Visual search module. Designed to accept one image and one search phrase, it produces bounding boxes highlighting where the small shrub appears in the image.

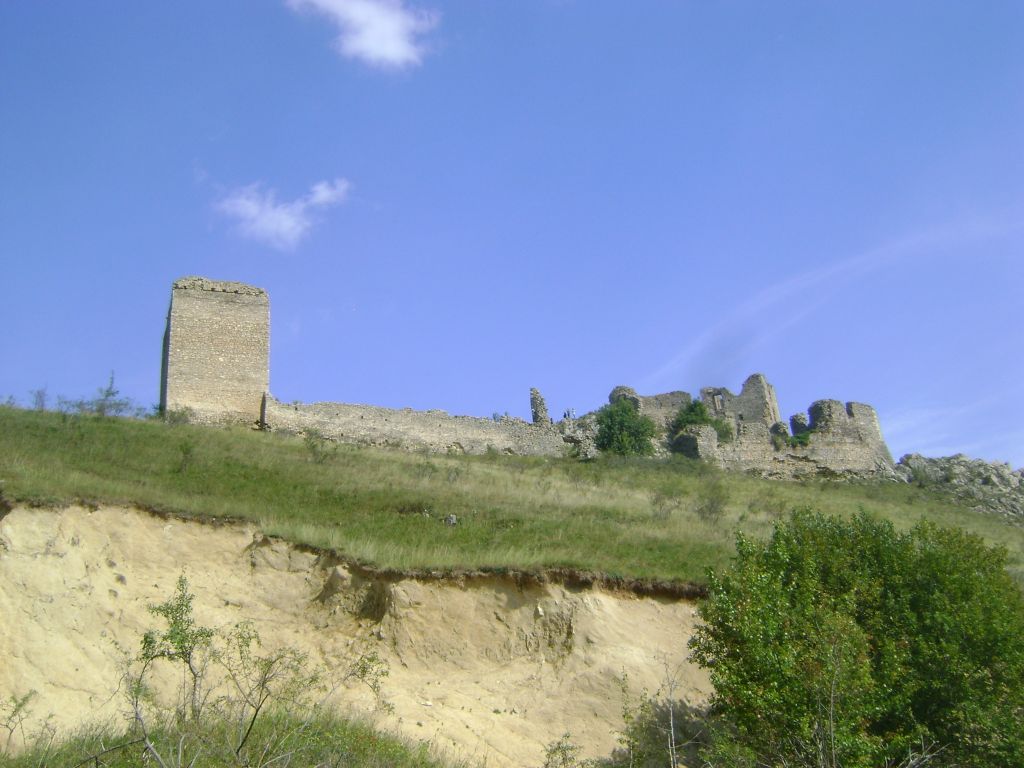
[669,401,733,447]
[163,407,194,425]
[1,692,36,756]
[135,574,215,723]
[788,430,812,448]
[595,399,657,457]
[303,428,338,464]
[29,388,47,411]
[118,575,390,768]
[693,479,730,522]
[57,373,140,418]
[649,489,682,520]
[746,488,787,519]
[174,438,196,474]
[542,733,586,768]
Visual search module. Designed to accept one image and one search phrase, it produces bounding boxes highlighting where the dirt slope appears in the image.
[0,505,710,766]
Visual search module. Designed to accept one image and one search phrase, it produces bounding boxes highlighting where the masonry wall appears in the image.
[800,400,894,473]
[701,373,782,430]
[161,277,269,424]
[264,397,567,456]
[685,387,895,478]
[636,391,691,431]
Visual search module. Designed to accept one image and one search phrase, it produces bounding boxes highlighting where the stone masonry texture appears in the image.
[530,388,551,425]
[160,277,269,424]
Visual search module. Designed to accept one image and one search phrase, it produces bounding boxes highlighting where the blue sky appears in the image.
[1,1,1022,466]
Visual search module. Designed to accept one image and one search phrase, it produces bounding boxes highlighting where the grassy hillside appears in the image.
[1,406,1021,584]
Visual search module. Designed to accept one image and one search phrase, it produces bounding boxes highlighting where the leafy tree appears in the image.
[669,400,733,445]
[689,510,1024,768]
[595,399,657,456]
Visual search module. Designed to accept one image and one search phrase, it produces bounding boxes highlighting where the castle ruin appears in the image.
[160,277,895,478]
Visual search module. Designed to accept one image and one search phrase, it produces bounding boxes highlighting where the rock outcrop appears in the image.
[896,454,1024,521]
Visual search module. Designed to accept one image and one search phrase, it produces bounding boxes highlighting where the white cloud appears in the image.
[216,178,351,250]
[287,0,439,68]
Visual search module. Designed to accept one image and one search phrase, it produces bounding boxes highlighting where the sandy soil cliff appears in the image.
[0,505,710,766]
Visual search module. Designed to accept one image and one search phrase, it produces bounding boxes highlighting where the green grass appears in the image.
[2,405,1022,584]
[4,709,459,768]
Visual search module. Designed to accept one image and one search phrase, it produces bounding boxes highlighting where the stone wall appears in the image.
[627,374,895,478]
[264,397,567,456]
[607,386,690,432]
[799,400,894,473]
[637,391,692,431]
[682,381,895,478]
[701,373,782,430]
[160,277,269,424]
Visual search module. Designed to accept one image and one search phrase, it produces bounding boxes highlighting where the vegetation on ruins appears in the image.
[669,400,734,446]
[594,398,658,457]
[691,510,1024,768]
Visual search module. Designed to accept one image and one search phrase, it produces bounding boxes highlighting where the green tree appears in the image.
[595,399,657,457]
[689,510,1024,768]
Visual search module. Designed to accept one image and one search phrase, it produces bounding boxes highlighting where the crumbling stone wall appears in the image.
[160,277,269,424]
[606,386,690,432]
[637,391,692,431]
[683,382,894,478]
[264,396,566,456]
[158,277,896,476]
[530,388,550,425]
[617,374,895,478]
[701,374,782,431]
[799,400,894,473]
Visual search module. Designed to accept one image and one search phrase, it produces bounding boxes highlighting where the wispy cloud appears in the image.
[883,403,992,459]
[639,210,1024,392]
[216,178,351,250]
[287,0,439,68]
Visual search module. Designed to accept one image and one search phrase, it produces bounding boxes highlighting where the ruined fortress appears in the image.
[160,277,895,479]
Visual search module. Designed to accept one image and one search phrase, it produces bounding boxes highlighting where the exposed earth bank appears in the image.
[0,506,710,767]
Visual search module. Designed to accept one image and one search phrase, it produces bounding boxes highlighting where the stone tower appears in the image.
[160,276,269,424]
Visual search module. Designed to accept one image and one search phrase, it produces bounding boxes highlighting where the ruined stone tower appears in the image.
[160,276,269,424]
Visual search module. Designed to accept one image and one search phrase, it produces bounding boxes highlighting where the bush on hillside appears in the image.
[57,373,141,418]
[595,399,658,457]
[689,510,1024,768]
[669,401,733,446]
